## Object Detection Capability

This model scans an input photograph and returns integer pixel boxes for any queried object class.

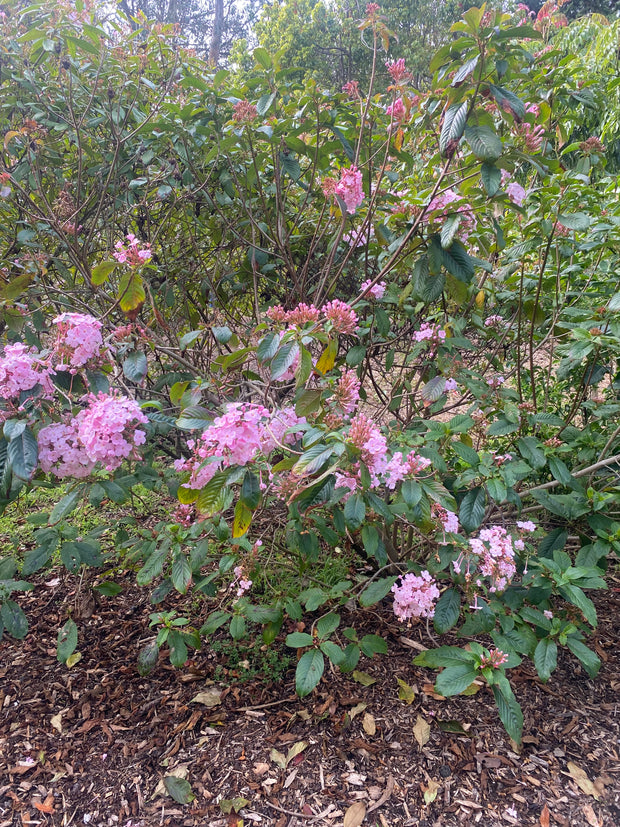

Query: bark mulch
[1,570,619,827]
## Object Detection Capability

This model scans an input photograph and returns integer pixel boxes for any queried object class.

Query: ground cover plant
[1,0,619,768]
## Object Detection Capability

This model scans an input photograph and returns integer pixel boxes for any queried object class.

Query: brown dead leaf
[349,702,367,721]
[422,778,440,805]
[33,794,54,814]
[540,803,550,827]
[582,802,602,827]
[567,762,601,800]
[362,713,376,736]
[8,763,36,775]
[50,712,63,733]
[413,715,431,749]
[343,800,366,827]
[191,688,222,708]
[252,762,270,777]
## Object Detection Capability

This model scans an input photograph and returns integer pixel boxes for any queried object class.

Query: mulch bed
[1,570,619,827]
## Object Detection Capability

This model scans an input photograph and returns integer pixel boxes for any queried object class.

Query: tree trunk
[209,0,224,67]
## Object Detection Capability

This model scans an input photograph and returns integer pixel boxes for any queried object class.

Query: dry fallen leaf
[413,715,431,749]
[191,687,222,707]
[343,800,366,827]
[50,712,63,733]
[567,762,601,800]
[582,802,602,827]
[362,712,376,736]
[397,678,416,704]
[349,702,367,721]
[33,794,54,814]
[286,740,308,765]
[422,778,441,805]
[270,748,287,770]
[539,803,550,827]
[352,670,376,686]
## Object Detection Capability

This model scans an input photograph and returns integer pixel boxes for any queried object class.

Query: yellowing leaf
[362,713,376,736]
[413,715,431,749]
[352,670,376,686]
[191,688,222,707]
[66,651,82,668]
[118,270,146,314]
[232,499,252,538]
[343,800,366,827]
[397,678,416,704]
[349,702,367,720]
[270,748,287,769]
[475,289,485,309]
[567,762,601,800]
[315,337,338,375]
[422,778,440,805]
[286,740,308,764]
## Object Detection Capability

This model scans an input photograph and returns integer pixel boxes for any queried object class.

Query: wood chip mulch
[1,571,619,827]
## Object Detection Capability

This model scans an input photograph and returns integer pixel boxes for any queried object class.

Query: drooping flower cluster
[342,80,360,99]
[348,413,388,481]
[113,234,152,266]
[52,312,108,370]
[384,450,431,489]
[386,98,406,121]
[233,565,253,598]
[0,342,54,403]
[335,166,364,214]
[323,299,358,334]
[176,403,305,490]
[469,525,516,593]
[360,279,386,300]
[506,181,526,206]
[332,369,361,415]
[484,314,504,328]
[38,392,147,477]
[432,503,459,534]
[386,58,411,84]
[392,571,440,621]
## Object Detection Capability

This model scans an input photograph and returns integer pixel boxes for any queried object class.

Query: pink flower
[76,392,148,471]
[413,322,446,345]
[333,369,360,415]
[444,378,458,391]
[233,100,258,123]
[506,181,526,206]
[0,342,54,401]
[113,234,152,266]
[480,648,509,669]
[38,421,95,479]
[386,59,411,84]
[433,504,459,534]
[233,565,253,598]
[484,314,504,328]
[516,520,536,533]
[427,189,475,241]
[52,313,107,369]
[360,279,386,299]
[322,178,338,198]
[342,80,360,99]
[322,299,358,334]
[335,166,364,214]
[348,413,388,482]
[392,571,440,621]
[386,98,406,121]
[469,525,516,593]
[487,375,505,388]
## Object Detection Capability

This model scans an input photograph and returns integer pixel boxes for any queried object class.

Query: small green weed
[211,638,293,686]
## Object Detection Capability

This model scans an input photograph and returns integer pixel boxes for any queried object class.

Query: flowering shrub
[0,0,618,746]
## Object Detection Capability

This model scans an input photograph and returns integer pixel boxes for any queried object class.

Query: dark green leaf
[7,427,37,480]
[295,649,324,697]
[491,683,523,744]
[433,588,461,634]
[459,487,486,533]
[0,599,28,639]
[123,351,148,382]
[359,576,398,607]
[481,162,502,196]
[464,125,503,161]
[137,639,159,676]
[435,664,479,696]
[163,775,194,804]
[57,618,78,663]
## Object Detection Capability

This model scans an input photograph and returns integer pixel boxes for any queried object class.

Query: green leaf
[195,471,228,514]
[229,615,247,640]
[1,599,28,639]
[491,683,523,744]
[175,405,213,430]
[360,634,388,657]
[280,151,301,182]
[257,91,276,116]
[253,47,272,69]
[200,610,229,636]
[295,649,324,697]
[414,646,475,669]
[7,428,37,480]
[439,102,468,156]
[533,638,557,682]
[464,125,503,161]
[435,664,479,696]
[359,576,397,607]
[240,470,260,510]
[171,552,192,595]
[94,581,123,596]
[118,270,145,313]
[91,261,116,285]
[459,487,486,533]
[558,212,590,231]
[402,480,422,507]
[344,493,365,530]
[440,238,475,282]
[286,632,314,648]
[346,346,366,366]
[433,588,461,634]
[257,332,280,362]
[481,162,502,196]
[560,584,597,627]
[517,436,546,469]
[547,457,574,487]
[317,612,340,639]
[168,629,188,666]
[452,54,479,85]
[271,341,298,380]
[294,444,334,475]
[565,637,601,678]
[49,487,83,525]
[413,254,445,302]
[440,214,461,249]
[123,351,148,382]
[232,500,253,538]
[320,640,345,665]
[163,775,194,804]
[488,84,526,121]
[137,639,159,676]
[60,542,82,573]
[57,618,78,663]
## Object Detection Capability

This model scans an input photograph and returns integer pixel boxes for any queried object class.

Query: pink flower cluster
[348,413,388,480]
[323,299,358,334]
[360,279,386,299]
[38,392,147,477]
[480,648,509,669]
[113,234,152,266]
[342,80,360,99]
[392,571,440,621]
[433,504,459,534]
[266,303,320,327]
[336,166,364,214]
[469,525,516,593]
[484,314,503,328]
[233,565,253,598]
[0,342,54,403]
[383,450,431,489]
[386,98,406,121]
[413,322,446,346]
[176,403,304,490]
[506,181,526,206]
[233,100,258,124]
[332,369,361,415]
[386,59,411,84]
[52,312,107,369]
